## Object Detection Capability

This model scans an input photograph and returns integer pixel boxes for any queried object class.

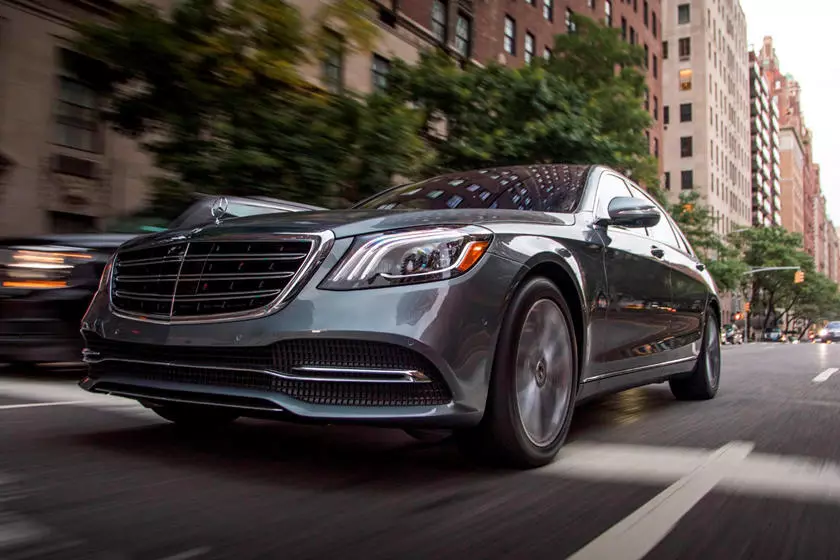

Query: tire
[457,277,578,469]
[669,311,721,401]
[151,404,239,428]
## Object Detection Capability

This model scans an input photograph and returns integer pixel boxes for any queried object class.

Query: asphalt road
[3,343,840,559]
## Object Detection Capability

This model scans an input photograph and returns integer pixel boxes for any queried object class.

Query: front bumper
[79,239,523,427]
[0,288,93,364]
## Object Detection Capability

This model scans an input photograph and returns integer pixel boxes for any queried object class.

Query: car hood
[119,208,574,250]
[0,233,139,251]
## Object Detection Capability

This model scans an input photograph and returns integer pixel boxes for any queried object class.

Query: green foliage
[71,0,419,208]
[730,227,839,331]
[384,15,658,184]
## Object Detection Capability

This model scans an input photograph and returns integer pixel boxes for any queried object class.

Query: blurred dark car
[0,195,321,366]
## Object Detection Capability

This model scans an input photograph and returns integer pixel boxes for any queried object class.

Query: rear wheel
[151,404,239,428]
[669,311,721,400]
[457,277,578,468]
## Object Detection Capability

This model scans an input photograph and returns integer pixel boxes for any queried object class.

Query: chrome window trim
[108,230,335,325]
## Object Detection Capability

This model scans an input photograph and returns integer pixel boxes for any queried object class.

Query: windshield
[355,165,589,212]
[826,322,840,329]
[355,168,541,211]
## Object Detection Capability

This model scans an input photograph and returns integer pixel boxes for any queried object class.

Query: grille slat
[84,335,452,407]
[111,238,315,319]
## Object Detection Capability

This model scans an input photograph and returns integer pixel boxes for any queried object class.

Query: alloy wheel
[705,315,721,389]
[514,298,575,448]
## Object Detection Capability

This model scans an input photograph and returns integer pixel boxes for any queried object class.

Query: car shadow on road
[68,385,684,489]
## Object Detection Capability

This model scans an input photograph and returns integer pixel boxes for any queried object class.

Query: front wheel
[151,404,239,428]
[457,277,578,468]
[669,311,721,400]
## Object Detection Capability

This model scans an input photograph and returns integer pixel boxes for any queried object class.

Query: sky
[738,0,840,224]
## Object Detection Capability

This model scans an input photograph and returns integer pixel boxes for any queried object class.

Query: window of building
[679,103,692,122]
[322,30,344,93]
[455,13,472,57]
[678,3,690,24]
[645,130,650,146]
[652,54,658,78]
[679,68,692,90]
[652,11,658,37]
[664,171,671,190]
[678,37,691,59]
[654,137,660,158]
[680,137,693,157]
[633,0,638,12]
[644,44,649,67]
[525,32,535,63]
[653,96,659,120]
[566,9,575,33]
[643,1,649,26]
[55,49,100,153]
[621,17,627,41]
[504,16,516,54]
[544,0,554,21]
[630,26,636,45]
[588,0,595,8]
[543,47,552,60]
[663,105,670,125]
[526,0,534,4]
[662,40,668,59]
[432,0,448,43]
[681,170,693,190]
[605,0,612,26]
[372,54,390,92]
[644,88,650,110]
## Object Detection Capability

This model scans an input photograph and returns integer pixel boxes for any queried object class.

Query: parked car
[79,164,721,468]
[0,195,321,366]
[817,321,840,343]
[763,328,787,342]
[721,324,743,345]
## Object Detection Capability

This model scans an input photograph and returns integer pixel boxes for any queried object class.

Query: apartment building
[661,0,751,237]
[747,52,782,228]
[0,0,174,236]
[467,0,664,173]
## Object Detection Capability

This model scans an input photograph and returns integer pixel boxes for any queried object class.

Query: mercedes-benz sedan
[79,164,721,468]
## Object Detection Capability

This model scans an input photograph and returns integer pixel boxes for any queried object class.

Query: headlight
[321,226,492,290]
[0,246,92,289]
[819,328,828,337]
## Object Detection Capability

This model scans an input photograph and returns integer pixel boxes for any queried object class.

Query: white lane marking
[813,368,839,383]
[155,547,212,560]
[546,442,840,507]
[565,441,754,560]
[0,401,90,411]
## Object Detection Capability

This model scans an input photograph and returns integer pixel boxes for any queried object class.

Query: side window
[669,217,695,257]
[626,185,680,248]
[595,173,632,218]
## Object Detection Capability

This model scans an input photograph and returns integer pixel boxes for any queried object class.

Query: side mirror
[600,197,661,228]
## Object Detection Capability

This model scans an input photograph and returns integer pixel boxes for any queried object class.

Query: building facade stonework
[661,0,751,238]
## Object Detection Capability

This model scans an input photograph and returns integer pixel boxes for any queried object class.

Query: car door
[588,172,674,381]
[626,184,708,360]
[658,211,709,359]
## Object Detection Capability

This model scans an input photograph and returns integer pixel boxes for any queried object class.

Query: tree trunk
[762,291,776,335]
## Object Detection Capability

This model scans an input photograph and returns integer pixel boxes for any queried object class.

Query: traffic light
[794,270,805,284]
[744,302,751,313]
[733,312,743,321]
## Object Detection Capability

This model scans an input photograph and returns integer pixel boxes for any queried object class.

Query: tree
[71,0,422,209]
[666,190,746,292]
[384,15,658,184]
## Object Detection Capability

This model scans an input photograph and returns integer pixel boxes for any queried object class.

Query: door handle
[696,263,706,271]
[650,246,665,259]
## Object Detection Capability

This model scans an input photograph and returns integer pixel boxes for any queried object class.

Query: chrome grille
[110,236,321,321]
